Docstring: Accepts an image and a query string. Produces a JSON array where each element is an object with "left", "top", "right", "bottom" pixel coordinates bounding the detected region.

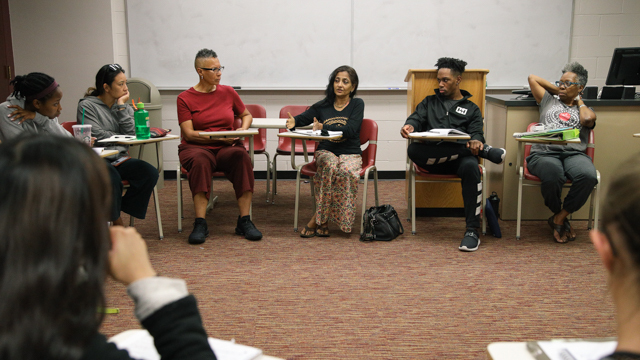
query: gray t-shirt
[{"left": 531, "top": 91, "right": 593, "bottom": 154}]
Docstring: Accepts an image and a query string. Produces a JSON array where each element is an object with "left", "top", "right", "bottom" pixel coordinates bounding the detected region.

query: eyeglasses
[
  {"left": 555, "top": 80, "right": 579, "bottom": 87},
  {"left": 200, "top": 66, "right": 224, "bottom": 73}
]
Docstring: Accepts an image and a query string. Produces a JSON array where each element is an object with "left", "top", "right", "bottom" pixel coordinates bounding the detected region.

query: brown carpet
[{"left": 100, "top": 179, "right": 616, "bottom": 359}]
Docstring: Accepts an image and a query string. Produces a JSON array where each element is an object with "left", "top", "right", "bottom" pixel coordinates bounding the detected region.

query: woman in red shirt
[{"left": 177, "top": 49, "right": 262, "bottom": 244}]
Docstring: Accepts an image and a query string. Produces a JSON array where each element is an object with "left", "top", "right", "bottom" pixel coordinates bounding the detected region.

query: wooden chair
[{"left": 516, "top": 122, "right": 600, "bottom": 239}]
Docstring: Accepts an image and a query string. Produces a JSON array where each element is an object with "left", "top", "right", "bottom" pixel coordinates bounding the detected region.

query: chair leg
[
  {"left": 271, "top": 154, "right": 279, "bottom": 204},
  {"left": 177, "top": 165, "right": 183, "bottom": 233},
  {"left": 516, "top": 167, "right": 524, "bottom": 240},
  {"left": 411, "top": 166, "right": 416, "bottom": 235},
  {"left": 294, "top": 167, "right": 302, "bottom": 232},
  {"left": 374, "top": 168, "right": 379, "bottom": 206},
  {"left": 153, "top": 187, "right": 163, "bottom": 240},
  {"left": 264, "top": 152, "right": 271, "bottom": 203},
  {"left": 130, "top": 215, "right": 135, "bottom": 227},
  {"left": 206, "top": 177, "right": 217, "bottom": 213},
  {"left": 360, "top": 169, "right": 371, "bottom": 235},
  {"left": 592, "top": 170, "right": 601, "bottom": 230}
]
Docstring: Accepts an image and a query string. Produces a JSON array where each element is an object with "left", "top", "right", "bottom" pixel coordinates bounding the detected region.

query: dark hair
[
  {"left": 194, "top": 48, "right": 218, "bottom": 69},
  {"left": 602, "top": 155, "right": 640, "bottom": 272},
  {"left": 0, "top": 135, "right": 112, "bottom": 360},
  {"left": 10, "top": 72, "right": 58, "bottom": 105},
  {"left": 435, "top": 57, "right": 467, "bottom": 76},
  {"left": 85, "top": 64, "right": 125, "bottom": 97},
  {"left": 562, "top": 62, "right": 588, "bottom": 87},
  {"left": 317, "top": 65, "right": 359, "bottom": 107}
]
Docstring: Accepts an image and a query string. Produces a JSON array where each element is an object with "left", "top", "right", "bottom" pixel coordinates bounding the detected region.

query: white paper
[
  {"left": 536, "top": 340, "right": 617, "bottom": 360},
  {"left": 290, "top": 129, "right": 342, "bottom": 136},
  {"left": 413, "top": 128, "right": 468, "bottom": 137},
  {"left": 97, "top": 135, "right": 136, "bottom": 143},
  {"left": 109, "top": 329, "right": 263, "bottom": 360},
  {"left": 92, "top": 147, "right": 105, "bottom": 155}
]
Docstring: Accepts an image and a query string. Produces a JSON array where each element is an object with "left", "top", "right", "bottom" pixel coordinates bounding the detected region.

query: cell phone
[{"left": 111, "top": 156, "right": 131, "bottom": 167}]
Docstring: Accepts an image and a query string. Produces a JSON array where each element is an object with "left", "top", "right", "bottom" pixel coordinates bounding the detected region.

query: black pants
[
  {"left": 106, "top": 158, "right": 159, "bottom": 221},
  {"left": 407, "top": 141, "right": 482, "bottom": 229}
]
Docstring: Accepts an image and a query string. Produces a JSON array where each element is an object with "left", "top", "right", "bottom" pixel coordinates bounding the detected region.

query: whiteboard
[{"left": 127, "top": 0, "right": 573, "bottom": 89}]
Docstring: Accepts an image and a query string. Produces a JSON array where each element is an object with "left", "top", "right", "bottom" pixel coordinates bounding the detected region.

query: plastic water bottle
[{"left": 134, "top": 102, "right": 150, "bottom": 140}]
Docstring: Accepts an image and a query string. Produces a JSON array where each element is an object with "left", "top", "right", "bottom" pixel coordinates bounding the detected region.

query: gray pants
[{"left": 526, "top": 151, "right": 597, "bottom": 214}]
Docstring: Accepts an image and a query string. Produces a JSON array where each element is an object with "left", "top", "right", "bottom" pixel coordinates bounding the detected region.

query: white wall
[
  {"left": 10, "top": 0, "right": 640, "bottom": 173},
  {"left": 9, "top": 0, "right": 115, "bottom": 122},
  {"left": 570, "top": 0, "right": 640, "bottom": 89}
]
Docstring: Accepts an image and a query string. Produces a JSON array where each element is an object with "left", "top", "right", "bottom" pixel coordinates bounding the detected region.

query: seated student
[
  {"left": 0, "top": 72, "right": 69, "bottom": 141},
  {"left": 591, "top": 156, "right": 640, "bottom": 359},
  {"left": 0, "top": 72, "right": 129, "bottom": 227},
  {"left": 78, "top": 64, "right": 159, "bottom": 227},
  {"left": 528, "top": 62, "right": 597, "bottom": 244},
  {"left": 400, "top": 57, "right": 506, "bottom": 252},
  {"left": 285, "top": 65, "right": 364, "bottom": 237},
  {"left": 0, "top": 135, "right": 216, "bottom": 360},
  {"left": 177, "top": 48, "right": 262, "bottom": 244}
]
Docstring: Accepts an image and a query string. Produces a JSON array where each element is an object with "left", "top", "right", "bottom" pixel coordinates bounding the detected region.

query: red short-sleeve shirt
[{"left": 177, "top": 85, "right": 246, "bottom": 147}]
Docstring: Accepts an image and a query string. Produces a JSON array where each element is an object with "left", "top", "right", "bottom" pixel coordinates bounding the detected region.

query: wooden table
[{"left": 96, "top": 148, "right": 119, "bottom": 158}]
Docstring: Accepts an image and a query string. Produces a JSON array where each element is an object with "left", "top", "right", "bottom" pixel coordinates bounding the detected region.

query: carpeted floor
[{"left": 100, "top": 179, "right": 616, "bottom": 359}]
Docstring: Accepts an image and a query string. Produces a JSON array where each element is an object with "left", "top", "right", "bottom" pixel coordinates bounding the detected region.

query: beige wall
[
  {"left": 9, "top": 0, "right": 115, "bottom": 122},
  {"left": 9, "top": 0, "right": 640, "bottom": 173}
]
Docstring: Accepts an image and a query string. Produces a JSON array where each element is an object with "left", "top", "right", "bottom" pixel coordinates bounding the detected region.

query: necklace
[{"left": 334, "top": 100, "right": 349, "bottom": 109}]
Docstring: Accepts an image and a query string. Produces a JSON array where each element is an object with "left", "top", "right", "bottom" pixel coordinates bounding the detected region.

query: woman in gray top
[
  {"left": 527, "top": 62, "right": 597, "bottom": 243},
  {"left": 77, "top": 64, "right": 158, "bottom": 226}
]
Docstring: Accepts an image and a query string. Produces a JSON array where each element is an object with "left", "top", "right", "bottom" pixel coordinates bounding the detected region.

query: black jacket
[{"left": 404, "top": 89, "right": 485, "bottom": 143}]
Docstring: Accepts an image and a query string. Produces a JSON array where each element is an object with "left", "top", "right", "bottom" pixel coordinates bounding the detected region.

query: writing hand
[
  {"left": 285, "top": 112, "right": 296, "bottom": 129},
  {"left": 108, "top": 226, "right": 156, "bottom": 286},
  {"left": 400, "top": 125, "right": 414, "bottom": 139},
  {"left": 313, "top": 117, "right": 323, "bottom": 131},
  {"left": 8, "top": 105, "right": 36, "bottom": 124},
  {"left": 466, "top": 140, "right": 484, "bottom": 155}
]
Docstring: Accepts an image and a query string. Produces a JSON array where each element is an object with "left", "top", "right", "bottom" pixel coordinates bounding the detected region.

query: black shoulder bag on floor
[{"left": 360, "top": 204, "right": 404, "bottom": 242}]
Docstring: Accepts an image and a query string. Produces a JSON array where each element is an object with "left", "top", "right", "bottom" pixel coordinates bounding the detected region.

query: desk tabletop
[
  {"left": 487, "top": 342, "right": 534, "bottom": 360},
  {"left": 514, "top": 136, "right": 581, "bottom": 145},
  {"left": 408, "top": 133, "right": 470, "bottom": 141},
  {"left": 252, "top": 118, "right": 312, "bottom": 129},
  {"left": 277, "top": 131, "right": 342, "bottom": 141},
  {"left": 634, "top": 133, "right": 640, "bottom": 138},
  {"left": 200, "top": 129, "right": 259, "bottom": 138},
  {"left": 96, "top": 149, "right": 119, "bottom": 158},
  {"left": 106, "top": 134, "right": 180, "bottom": 145}
]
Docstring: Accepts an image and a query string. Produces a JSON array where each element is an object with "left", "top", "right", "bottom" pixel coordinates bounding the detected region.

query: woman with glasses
[
  {"left": 177, "top": 49, "right": 262, "bottom": 244},
  {"left": 285, "top": 65, "right": 364, "bottom": 238},
  {"left": 0, "top": 135, "right": 216, "bottom": 360},
  {"left": 527, "top": 62, "right": 598, "bottom": 243},
  {"left": 77, "top": 64, "right": 159, "bottom": 227}
]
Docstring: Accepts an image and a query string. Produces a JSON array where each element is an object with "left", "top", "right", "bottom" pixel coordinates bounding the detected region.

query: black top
[{"left": 293, "top": 97, "right": 365, "bottom": 156}]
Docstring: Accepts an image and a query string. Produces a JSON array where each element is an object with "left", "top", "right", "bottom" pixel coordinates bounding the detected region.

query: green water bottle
[{"left": 134, "top": 102, "right": 150, "bottom": 140}]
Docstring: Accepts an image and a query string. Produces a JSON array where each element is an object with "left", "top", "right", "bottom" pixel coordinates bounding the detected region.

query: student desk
[
  {"left": 97, "top": 149, "right": 119, "bottom": 158},
  {"left": 276, "top": 131, "right": 342, "bottom": 170},
  {"left": 485, "top": 95, "right": 640, "bottom": 221},
  {"left": 199, "top": 129, "right": 259, "bottom": 166},
  {"left": 251, "top": 118, "right": 312, "bottom": 129}
]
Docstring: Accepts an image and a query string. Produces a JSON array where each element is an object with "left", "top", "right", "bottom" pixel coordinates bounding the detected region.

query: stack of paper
[
  {"left": 412, "top": 128, "right": 469, "bottom": 137},
  {"left": 513, "top": 127, "right": 579, "bottom": 140},
  {"left": 290, "top": 129, "right": 342, "bottom": 136},
  {"left": 527, "top": 339, "right": 617, "bottom": 360}
]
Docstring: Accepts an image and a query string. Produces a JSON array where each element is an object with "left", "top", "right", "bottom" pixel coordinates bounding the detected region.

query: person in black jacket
[
  {"left": 400, "top": 57, "right": 505, "bottom": 252},
  {"left": 0, "top": 135, "right": 216, "bottom": 360}
]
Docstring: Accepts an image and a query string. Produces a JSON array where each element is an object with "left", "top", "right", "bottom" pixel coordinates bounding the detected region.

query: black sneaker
[
  {"left": 479, "top": 145, "right": 506, "bottom": 165},
  {"left": 188, "top": 218, "right": 208, "bottom": 244},
  {"left": 235, "top": 215, "right": 263, "bottom": 241},
  {"left": 459, "top": 229, "right": 480, "bottom": 252}
]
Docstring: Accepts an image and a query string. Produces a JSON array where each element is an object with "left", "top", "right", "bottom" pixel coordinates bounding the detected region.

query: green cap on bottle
[{"left": 137, "top": 102, "right": 145, "bottom": 110}]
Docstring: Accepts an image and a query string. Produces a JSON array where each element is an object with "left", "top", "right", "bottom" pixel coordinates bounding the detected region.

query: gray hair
[
  {"left": 194, "top": 48, "right": 218, "bottom": 69},
  {"left": 562, "top": 62, "right": 588, "bottom": 87}
]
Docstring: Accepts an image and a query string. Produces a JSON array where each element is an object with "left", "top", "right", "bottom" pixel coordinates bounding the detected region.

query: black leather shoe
[
  {"left": 188, "top": 218, "right": 209, "bottom": 244},
  {"left": 235, "top": 215, "right": 263, "bottom": 241}
]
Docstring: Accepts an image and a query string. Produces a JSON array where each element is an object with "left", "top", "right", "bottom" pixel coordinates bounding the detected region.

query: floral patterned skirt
[{"left": 313, "top": 150, "right": 362, "bottom": 233}]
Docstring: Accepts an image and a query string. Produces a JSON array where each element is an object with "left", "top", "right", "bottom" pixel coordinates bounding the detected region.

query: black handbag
[{"left": 360, "top": 204, "right": 404, "bottom": 242}]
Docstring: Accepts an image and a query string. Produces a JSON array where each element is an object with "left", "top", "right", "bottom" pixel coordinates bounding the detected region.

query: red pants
[{"left": 179, "top": 143, "right": 254, "bottom": 200}]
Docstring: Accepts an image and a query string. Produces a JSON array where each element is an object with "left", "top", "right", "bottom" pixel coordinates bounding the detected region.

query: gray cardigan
[
  {"left": 77, "top": 96, "right": 135, "bottom": 159},
  {"left": 0, "top": 95, "right": 71, "bottom": 142}
]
